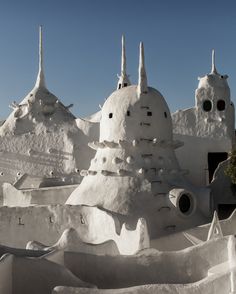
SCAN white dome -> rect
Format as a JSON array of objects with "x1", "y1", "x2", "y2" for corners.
[{"x1": 100, "y1": 85, "x2": 172, "y2": 142}]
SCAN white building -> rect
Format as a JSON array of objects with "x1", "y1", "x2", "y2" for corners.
[
  {"x1": 172, "y1": 50, "x2": 235, "y2": 189},
  {"x1": 66, "y1": 42, "x2": 211, "y2": 238},
  {"x1": 0, "y1": 27, "x2": 98, "y2": 201}
]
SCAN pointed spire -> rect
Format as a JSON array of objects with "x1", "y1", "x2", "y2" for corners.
[
  {"x1": 207, "y1": 211, "x2": 223, "y2": 241},
  {"x1": 121, "y1": 35, "x2": 126, "y2": 77},
  {"x1": 117, "y1": 35, "x2": 131, "y2": 90},
  {"x1": 211, "y1": 49, "x2": 218, "y2": 75},
  {"x1": 35, "y1": 25, "x2": 46, "y2": 88},
  {"x1": 137, "y1": 42, "x2": 148, "y2": 96}
]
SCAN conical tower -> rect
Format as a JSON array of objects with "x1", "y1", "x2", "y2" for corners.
[{"x1": 0, "y1": 26, "x2": 95, "y2": 195}]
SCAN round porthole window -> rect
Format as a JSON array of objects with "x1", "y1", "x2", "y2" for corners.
[
  {"x1": 217, "y1": 100, "x2": 226, "y2": 111},
  {"x1": 179, "y1": 193, "x2": 192, "y2": 215},
  {"x1": 203, "y1": 100, "x2": 212, "y2": 112}
]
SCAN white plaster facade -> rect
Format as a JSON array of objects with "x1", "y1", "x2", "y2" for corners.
[
  {"x1": 0, "y1": 29, "x2": 236, "y2": 294},
  {"x1": 66, "y1": 43, "x2": 211, "y2": 238},
  {"x1": 0, "y1": 27, "x2": 98, "y2": 202}
]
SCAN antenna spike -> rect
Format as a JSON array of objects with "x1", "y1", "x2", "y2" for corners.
[
  {"x1": 35, "y1": 25, "x2": 46, "y2": 88},
  {"x1": 117, "y1": 35, "x2": 131, "y2": 90},
  {"x1": 137, "y1": 42, "x2": 148, "y2": 96},
  {"x1": 121, "y1": 35, "x2": 126, "y2": 76}
]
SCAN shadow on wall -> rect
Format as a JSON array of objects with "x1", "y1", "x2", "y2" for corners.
[
  {"x1": 59, "y1": 237, "x2": 229, "y2": 289},
  {"x1": 0, "y1": 254, "x2": 93, "y2": 294}
]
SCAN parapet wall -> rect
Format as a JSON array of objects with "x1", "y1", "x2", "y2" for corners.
[{"x1": 3, "y1": 183, "x2": 78, "y2": 207}]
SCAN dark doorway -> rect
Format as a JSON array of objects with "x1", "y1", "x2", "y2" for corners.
[
  {"x1": 208, "y1": 152, "x2": 228, "y2": 183},
  {"x1": 218, "y1": 204, "x2": 236, "y2": 220}
]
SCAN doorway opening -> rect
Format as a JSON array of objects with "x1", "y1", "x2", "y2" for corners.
[{"x1": 208, "y1": 152, "x2": 228, "y2": 183}]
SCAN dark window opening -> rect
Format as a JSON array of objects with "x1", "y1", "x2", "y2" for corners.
[
  {"x1": 118, "y1": 84, "x2": 121, "y2": 89},
  {"x1": 127, "y1": 110, "x2": 130, "y2": 116},
  {"x1": 217, "y1": 100, "x2": 226, "y2": 111},
  {"x1": 141, "y1": 154, "x2": 153, "y2": 158},
  {"x1": 140, "y1": 138, "x2": 152, "y2": 142},
  {"x1": 164, "y1": 112, "x2": 167, "y2": 118},
  {"x1": 179, "y1": 194, "x2": 191, "y2": 214},
  {"x1": 140, "y1": 122, "x2": 150, "y2": 126},
  {"x1": 203, "y1": 100, "x2": 212, "y2": 112},
  {"x1": 124, "y1": 83, "x2": 128, "y2": 87},
  {"x1": 221, "y1": 75, "x2": 224, "y2": 79},
  {"x1": 208, "y1": 152, "x2": 228, "y2": 183},
  {"x1": 109, "y1": 113, "x2": 113, "y2": 118},
  {"x1": 147, "y1": 111, "x2": 152, "y2": 116},
  {"x1": 218, "y1": 204, "x2": 236, "y2": 220}
]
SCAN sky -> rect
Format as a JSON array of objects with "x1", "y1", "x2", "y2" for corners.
[{"x1": 0, "y1": 0, "x2": 235, "y2": 119}]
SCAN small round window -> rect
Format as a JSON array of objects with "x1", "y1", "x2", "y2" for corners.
[
  {"x1": 179, "y1": 194, "x2": 192, "y2": 215},
  {"x1": 203, "y1": 100, "x2": 212, "y2": 112},
  {"x1": 217, "y1": 100, "x2": 226, "y2": 111}
]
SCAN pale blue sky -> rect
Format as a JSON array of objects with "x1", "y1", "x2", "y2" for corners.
[{"x1": 0, "y1": 0, "x2": 235, "y2": 118}]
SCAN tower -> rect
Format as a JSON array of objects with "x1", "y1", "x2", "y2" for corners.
[
  {"x1": 67, "y1": 42, "x2": 210, "y2": 237},
  {"x1": 195, "y1": 50, "x2": 235, "y2": 140}
]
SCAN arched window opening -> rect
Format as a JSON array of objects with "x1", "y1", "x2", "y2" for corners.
[{"x1": 179, "y1": 194, "x2": 192, "y2": 215}]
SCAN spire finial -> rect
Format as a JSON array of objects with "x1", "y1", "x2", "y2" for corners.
[
  {"x1": 117, "y1": 35, "x2": 131, "y2": 90},
  {"x1": 137, "y1": 42, "x2": 148, "y2": 96},
  {"x1": 207, "y1": 211, "x2": 223, "y2": 241},
  {"x1": 121, "y1": 35, "x2": 126, "y2": 76},
  {"x1": 211, "y1": 49, "x2": 218, "y2": 74},
  {"x1": 35, "y1": 25, "x2": 46, "y2": 88}
]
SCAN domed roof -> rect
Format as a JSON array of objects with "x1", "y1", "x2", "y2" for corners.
[
  {"x1": 100, "y1": 85, "x2": 172, "y2": 142},
  {"x1": 100, "y1": 42, "x2": 173, "y2": 142}
]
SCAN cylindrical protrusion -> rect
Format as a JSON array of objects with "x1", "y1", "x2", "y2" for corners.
[{"x1": 169, "y1": 188, "x2": 195, "y2": 216}]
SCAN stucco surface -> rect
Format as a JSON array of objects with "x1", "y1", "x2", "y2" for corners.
[{"x1": 67, "y1": 84, "x2": 211, "y2": 238}]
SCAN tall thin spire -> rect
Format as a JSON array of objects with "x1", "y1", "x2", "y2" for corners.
[
  {"x1": 121, "y1": 35, "x2": 127, "y2": 76},
  {"x1": 137, "y1": 42, "x2": 148, "y2": 96},
  {"x1": 211, "y1": 49, "x2": 218, "y2": 75},
  {"x1": 117, "y1": 35, "x2": 130, "y2": 90},
  {"x1": 35, "y1": 25, "x2": 46, "y2": 88}
]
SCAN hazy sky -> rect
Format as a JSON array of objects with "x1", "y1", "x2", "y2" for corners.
[{"x1": 0, "y1": 0, "x2": 235, "y2": 118}]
